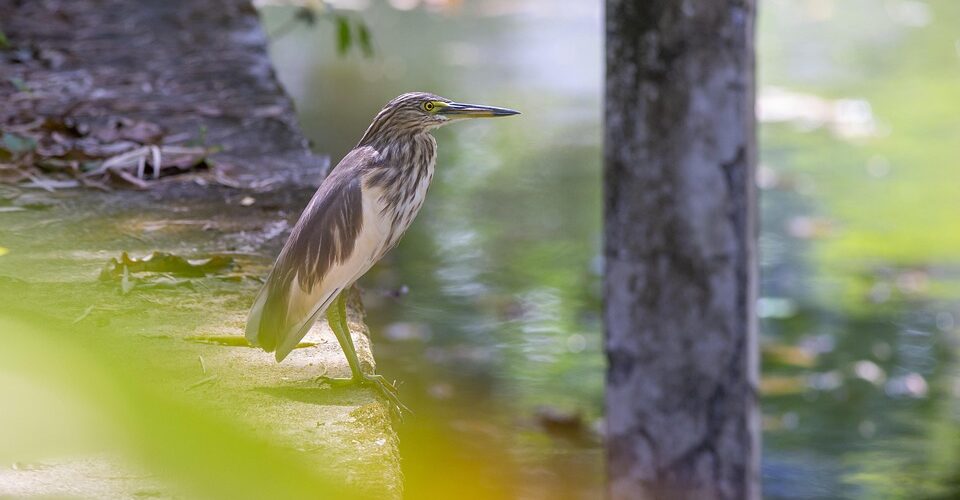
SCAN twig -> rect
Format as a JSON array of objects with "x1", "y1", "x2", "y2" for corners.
[
  {"x1": 186, "y1": 374, "x2": 219, "y2": 391},
  {"x1": 25, "y1": 173, "x2": 57, "y2": 193},
  {"x1": 150, "y1": 145, "x2": 161, "y2": 179},
  {"x1": 72, "y1": 305, "x2": 95, "y2": 324}
]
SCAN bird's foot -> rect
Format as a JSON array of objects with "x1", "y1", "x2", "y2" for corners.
[
  {"x1": 315, "y1": 373, "x2": 411, "y2": 416},
  {"x1": 361, "y1": 373, "x2": 411, "y2": 416}
]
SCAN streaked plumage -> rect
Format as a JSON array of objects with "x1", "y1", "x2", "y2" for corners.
[{"x1": 245, "y1": 92, "x2": 518, "y2": 406}]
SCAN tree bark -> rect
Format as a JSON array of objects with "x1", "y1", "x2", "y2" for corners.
[{"x1": 604, "y1": 1, "x2": 759, "y2": 499}]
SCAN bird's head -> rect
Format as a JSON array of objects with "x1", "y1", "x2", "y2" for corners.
[{"x1": 359, "y1": 92, "x2": 519, "y2": 145}]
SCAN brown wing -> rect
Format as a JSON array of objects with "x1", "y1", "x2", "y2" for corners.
[{"x1": 246, "y1": 147, "x2": 375, "y2": 361}]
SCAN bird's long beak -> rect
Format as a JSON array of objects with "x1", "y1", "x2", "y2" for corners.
[{"x1": 439, "y1": 101, "x2": 520, "y2": 118}]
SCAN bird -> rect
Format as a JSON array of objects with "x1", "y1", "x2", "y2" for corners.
[{"x1": 246, "y1": 92, "x2": 519, "y2": 412}]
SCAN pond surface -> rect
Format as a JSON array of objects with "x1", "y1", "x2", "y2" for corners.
[{"x1": 262, "y1": 1, "x2": 960, "y2": 498}]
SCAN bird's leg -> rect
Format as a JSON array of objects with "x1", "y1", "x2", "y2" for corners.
[{"x1": 320, "y1": 292, "x2": 410, "y2": 414}]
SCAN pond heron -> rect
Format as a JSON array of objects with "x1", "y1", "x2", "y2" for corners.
[{"x1": 246, "y1": 92, "x2": 519, "y2": 412}]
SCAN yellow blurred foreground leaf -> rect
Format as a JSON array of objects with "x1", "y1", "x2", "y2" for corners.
[{"x1": 0, "y1": 316, "x2": 363, "y2": 500}]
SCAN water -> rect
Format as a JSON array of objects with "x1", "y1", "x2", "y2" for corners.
[
  {"x1": 262, "y1": 1, "x2": 960, "y2": 498},
  {"x1": 758, "y1": 1, "x2": 960, "y2": 498}
]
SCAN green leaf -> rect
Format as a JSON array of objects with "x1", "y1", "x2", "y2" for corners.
[
  {"x1": 2, "y1": 133, "x2": 37, "y2": 154},
  {"x1": 294, "y1": 6, "x2": 319, "y2": 26},
  {"x1": 357, "y1": 21, "x2": 373, "y2": 57},
  {"x1": 8, "y1": 77, "x2": 30, "y2": 92},
  {"x1": 0, "y1": 29, "x2": 9, "y2": 49},
  {"x1": 336, "y1": 16, "x2": 351, "y2": 55}
]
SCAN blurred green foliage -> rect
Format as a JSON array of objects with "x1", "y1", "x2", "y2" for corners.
[
  {"x1": 0, "y1": 316, "x2": 357, "y2": 499},
  {"x1": 265, "y1": 5, "x2": 373, "y2": 57}
]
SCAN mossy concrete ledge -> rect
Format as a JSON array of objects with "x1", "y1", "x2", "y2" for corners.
[{"x1": 0, "y1": 0, "x2": 401, "y2": 498}]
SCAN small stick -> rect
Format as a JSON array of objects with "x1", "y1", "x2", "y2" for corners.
[
  {"x1": 186, "y1": 374, "x2": 218, "y2": 391},
  {"x1": 72, "y1": 305, "x2": 95, "y2": 324},
  {"x1": 151, "y1": 145, "x2": 162, "y2": 179}
]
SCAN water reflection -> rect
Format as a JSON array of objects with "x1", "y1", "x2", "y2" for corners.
[
  {"x1": 263, "y1": 0, "x2": 960, "y2": 498},
  {"x1": 760, "y1": 1, "x2": 960, "y2": 495}
]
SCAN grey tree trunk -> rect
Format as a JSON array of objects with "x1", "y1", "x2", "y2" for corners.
[{"x1": 604, "y1": 1, "x2": 759, "y2": 499}]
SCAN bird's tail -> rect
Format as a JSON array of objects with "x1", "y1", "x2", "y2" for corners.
[
  {"x1": 246, "y1": 279, "x2": 340, "y2": 363},
  {"x1": 244, "y1": 286, "x2": 270, "y2": 348}
]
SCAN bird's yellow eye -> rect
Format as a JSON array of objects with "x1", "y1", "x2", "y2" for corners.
[{"x1": 423, "y1": 101, "x2": 436, "y2": 112}]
